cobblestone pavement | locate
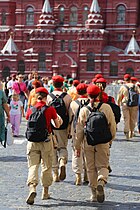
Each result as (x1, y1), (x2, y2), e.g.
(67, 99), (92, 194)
(0, 118), (140, 210)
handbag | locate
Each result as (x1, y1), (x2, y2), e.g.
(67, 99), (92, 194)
(6, 123), (14, 146)
(17, 83), (25, 96)
(1, 123), (14, 148)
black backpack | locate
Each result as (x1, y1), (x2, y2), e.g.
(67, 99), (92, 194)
(73, 99), (90, 132)
(25, 105), (49, 142)
(49, 92), (69, 130)
(107, 96), (121, 124)
(84, 103), (112, 146)
(124, 85), (139, 107)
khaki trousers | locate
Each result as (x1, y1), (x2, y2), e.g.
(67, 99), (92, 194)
(83, 139), (109, 188)
(27, 140), (53, 187)
(122, 104), (138, 133)
(52, 129), (68, 170)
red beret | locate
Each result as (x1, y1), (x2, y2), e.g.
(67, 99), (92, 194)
(76, 83), (88, 93)
(96, 78), (107, 83)
(130, 77), (138, 81)
(95, 74), (103, 79)
(36, 87), (48, 95)
(124, 74), (130, 79)
(92, 78), (97, 83)
(11, 74), (16, 77)
(73, 80), (80, 86)
(52, 75), (64, 83)
(87, 85), (101, 95)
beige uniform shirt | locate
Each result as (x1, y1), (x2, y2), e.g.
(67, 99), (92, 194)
(117, 83), (139, 106)
(75, 102), (116, 150)
(69, 97), (89, 138)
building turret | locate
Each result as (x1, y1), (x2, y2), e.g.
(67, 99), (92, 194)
(37, 0), (55, 29)
(1, 35), (19, 54)
(125, 33), (140, 55)
(85, 0), (104, 29)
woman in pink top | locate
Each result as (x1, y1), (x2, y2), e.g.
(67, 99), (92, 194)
(12, 74), (28, 105)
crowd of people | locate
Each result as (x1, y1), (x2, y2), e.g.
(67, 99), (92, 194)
(0, 71), (140, 205)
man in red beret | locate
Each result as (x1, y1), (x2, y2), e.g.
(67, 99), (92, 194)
(130, 77), (138, 84)
(26, 87), (62, 205)
(69, 83), (89, 186)
(75, 84), (116, 203)
(47, 75), (72, 182)
(117, 74), (139, 139)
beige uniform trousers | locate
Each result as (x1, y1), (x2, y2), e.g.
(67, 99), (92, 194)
(122, 104), (138, 133)
(72, 148), (84, 174)
(83, 139), (109, 189)
(27, 140), (53, 187)
(52, 129), (68, 170)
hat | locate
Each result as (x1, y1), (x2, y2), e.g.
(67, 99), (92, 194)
(36, 87), (48, 95)
(96, 78), (107, 83)
(52, 75), (64, 83)
(87, 85), (101, 95)
(73, 80), (80, 86)
(32, 80), (41, 87)
(124, 74), (130, 79)
(92, 78), (97, 83)
(95, 74), (103, 79)
(130, 77), (138, 81)
(76, 83), (88, 93)
(11, 74), (16, 77)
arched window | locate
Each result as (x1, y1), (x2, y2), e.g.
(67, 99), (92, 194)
(26, 6), (34, 26)
(83, 6), (89, 24)
(2, 10), (6, 25)
(59, 6), (65, 25)
(70, 6), (78, 26)
(38, 52), (46, 71)
(110, 61), (118, 76)
(68, 40), (73, 52)
(126, 68), (134, 76)
(117, 5), (126, 24)
(87, 52), (95, 71)
(18, 60), (25, 74)
(61, 40), (65, 51)
(2, 67), (10, 79)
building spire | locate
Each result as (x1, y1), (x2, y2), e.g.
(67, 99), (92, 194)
(85, 0), (103, 29)
(37, 0), (55, 29)
(42, 0), (52, 14)
(125, 33), (140, 55)
(90, 0), (100, 13)
(1, 35), (19, 54)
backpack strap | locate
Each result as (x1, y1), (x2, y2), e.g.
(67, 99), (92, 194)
(59, 92), (67, 99)
(31, 105), (48, 113)
(97, 102), (103, 110)
(86, 102), (103, 112)
(49, 92), (67, 100)
(124, 85), (129, 91)
(49, 93), (56, 100)
(74, 100), (80, 106)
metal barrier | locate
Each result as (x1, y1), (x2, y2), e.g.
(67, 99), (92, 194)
(105, 84), (121, 102)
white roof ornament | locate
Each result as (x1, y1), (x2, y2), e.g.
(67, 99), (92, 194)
(42, 0), (52, 13)
(90, 0), (100, 13)
(1, 36), (18, 54)
(125, 34), (140, 55)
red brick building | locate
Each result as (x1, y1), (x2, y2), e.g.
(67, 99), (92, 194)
(0, 0), (140, 81)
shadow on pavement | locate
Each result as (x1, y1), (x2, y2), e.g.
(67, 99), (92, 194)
(0, 155), (27, 162)
(34, 199), (140, 209)
(107, 182), (140, 193)
(110, 174), (140, 181)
